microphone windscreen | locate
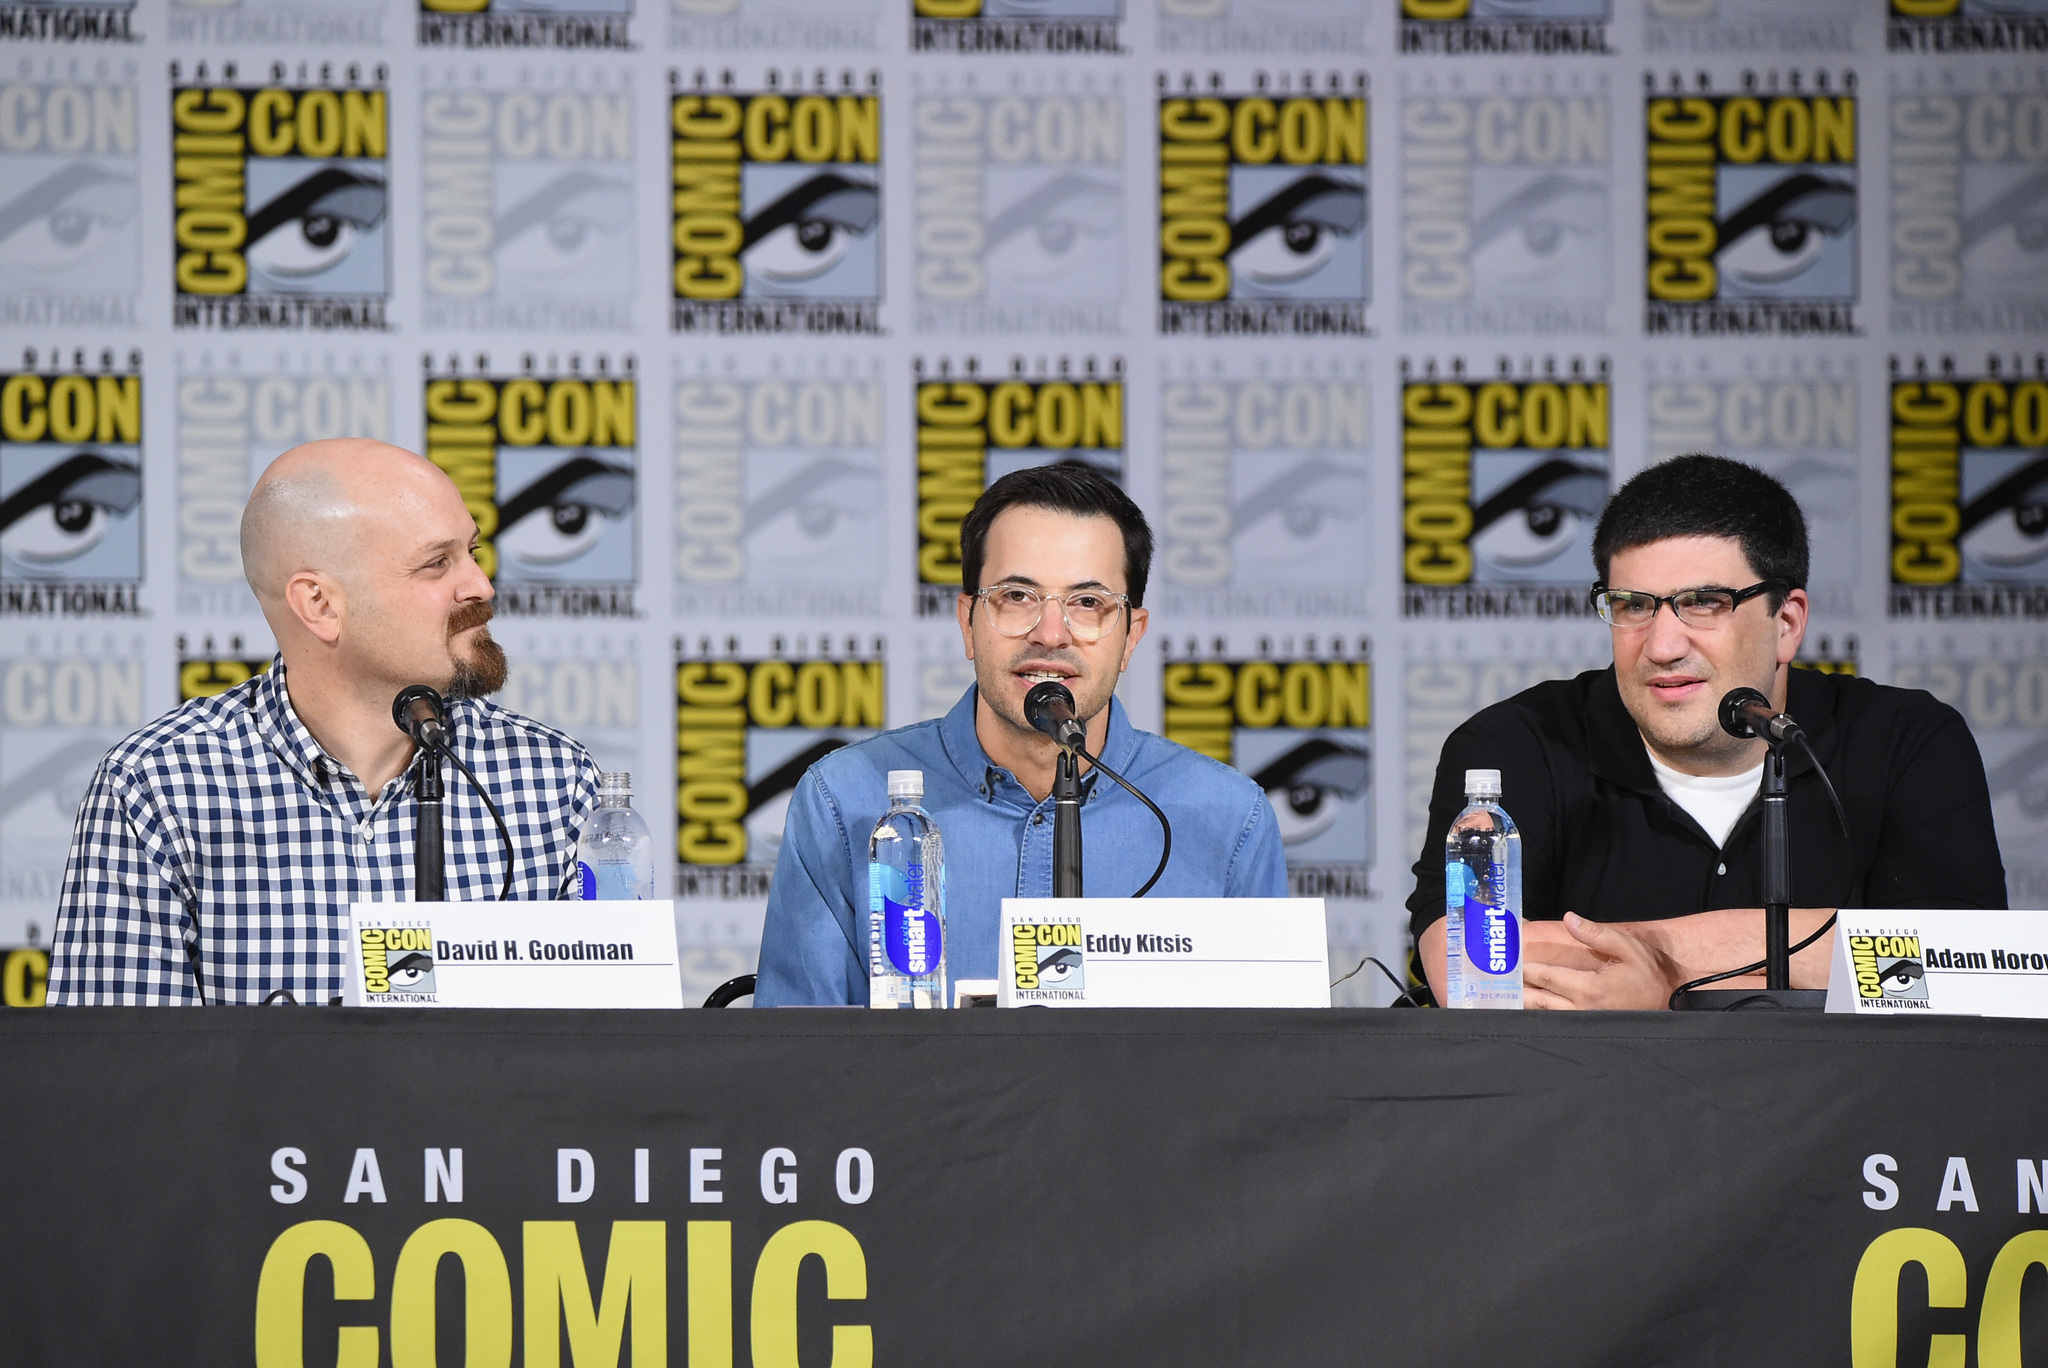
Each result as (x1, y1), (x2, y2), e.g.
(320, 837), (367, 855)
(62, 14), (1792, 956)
(1024, 680), (1076, 738)
(1717, 687), (1771, 740)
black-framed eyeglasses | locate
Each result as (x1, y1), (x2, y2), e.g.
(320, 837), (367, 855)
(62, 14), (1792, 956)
(1589, 579), (1787, 629)
(973, 583), (1132, 642)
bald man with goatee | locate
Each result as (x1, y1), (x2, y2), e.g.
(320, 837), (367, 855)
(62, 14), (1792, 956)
(48, 439), (600, 1005)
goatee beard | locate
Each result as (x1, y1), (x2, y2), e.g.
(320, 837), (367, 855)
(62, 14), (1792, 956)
(447, 619), (508, 700)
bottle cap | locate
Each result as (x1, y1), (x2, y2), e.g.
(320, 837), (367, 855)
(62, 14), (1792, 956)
(600, 772), (633, 797)
(1464, 768), (1501, 798)
(886, 769), (923, 799)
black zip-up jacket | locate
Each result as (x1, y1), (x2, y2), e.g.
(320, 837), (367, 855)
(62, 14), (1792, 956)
(1408, 666), (2008, 938)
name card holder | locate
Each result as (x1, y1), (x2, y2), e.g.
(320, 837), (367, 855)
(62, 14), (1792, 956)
(1825, 909), (2048, 1019)
(997, 897), (1329, 1009)
(344, 901), (684, 1009)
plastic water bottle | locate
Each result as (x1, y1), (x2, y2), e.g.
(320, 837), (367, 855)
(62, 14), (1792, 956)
(577, 773), (655, 900)
(867, 770), (948, 1009)
(1443, 768), (1523, 1009)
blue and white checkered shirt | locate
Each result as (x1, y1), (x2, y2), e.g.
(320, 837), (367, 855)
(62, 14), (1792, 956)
(47, 657), (600, 1005)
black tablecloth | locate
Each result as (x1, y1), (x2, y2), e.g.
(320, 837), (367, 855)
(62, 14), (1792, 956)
(2, 1006), (2041, 1365)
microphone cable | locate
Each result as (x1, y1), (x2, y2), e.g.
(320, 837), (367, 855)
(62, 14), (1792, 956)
(1666, 734), (1851, 1009)
(436, 743), (516, 902)
(1069, 740), (1173, 898)
(399, 690), (517, 901)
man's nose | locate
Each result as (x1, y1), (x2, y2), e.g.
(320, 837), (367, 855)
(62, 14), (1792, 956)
(1643, 600), (1693, 659)
(461, 548), (495, 601)
(1028, 597), (1073, 649)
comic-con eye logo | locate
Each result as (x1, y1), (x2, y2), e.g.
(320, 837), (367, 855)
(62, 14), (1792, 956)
(422, 365), (638, 618)
(1889, 364), (2048, 620)
(0, 80), (140, 311)
(1401, 366), (1610, 619)
(913, 361), (1125, 616)
(675, 655), (884, 892)
(1848, 933), (1928, 1005)
(1401, 0), (1610, 56)
(1157, 376), (1371, 617)
(1400, 92), (1610, 334)
(421, 88), (636, 332)
(0, 369), (142, 617)
(673, 375), (885, 617)
(1888, 0), (2048, 55)
(1158, 81), (1369, 337)
(1646, 371), (1859, 614)
(174, 366), (391, 602)
(912, 0), (1120, 56)
(913, 89), (1123, 332)
(1010, 921), (1084, 994)
(170, 76), (389, 331)
(1891, 87), (2048, 333)
(361, 926), (437, 997)
(1644, 80), (1858, 337)
(418, 0), (630, 50)
(0, 654), (142, 943)
(670, 78), (882, 336)
(1162, 654), (1371, 894)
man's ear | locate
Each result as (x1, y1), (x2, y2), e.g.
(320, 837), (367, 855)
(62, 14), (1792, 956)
(956, 592), (976, 661)
(1119, 606), (1149, 674)
(284, 571), (345, 645)
(1775, 587), (1809, 665)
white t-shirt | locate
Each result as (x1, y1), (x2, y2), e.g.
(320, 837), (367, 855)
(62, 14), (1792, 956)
(1646, 749), (1764, 850)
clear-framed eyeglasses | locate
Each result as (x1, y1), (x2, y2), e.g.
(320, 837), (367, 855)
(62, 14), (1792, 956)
(973, 583), (1132, 642)
(1589, 579), (1787, 629)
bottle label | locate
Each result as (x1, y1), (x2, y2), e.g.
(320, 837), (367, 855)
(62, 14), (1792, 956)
(874, 862), (941, 977)
(579, 861), (595, 900)
(1460, 884), (1519, 976)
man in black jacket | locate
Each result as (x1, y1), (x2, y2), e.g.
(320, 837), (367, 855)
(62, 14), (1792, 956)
(1410, 454), (2006, 1009)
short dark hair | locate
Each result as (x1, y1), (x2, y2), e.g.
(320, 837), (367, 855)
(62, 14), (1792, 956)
(959, 460), (1154, 607)
(1592, 453), (1808, 597)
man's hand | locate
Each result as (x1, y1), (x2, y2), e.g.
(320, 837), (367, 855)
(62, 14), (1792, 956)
(1522, 913), (1683, 1011)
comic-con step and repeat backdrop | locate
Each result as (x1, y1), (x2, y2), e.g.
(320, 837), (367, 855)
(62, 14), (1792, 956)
(2, 0), (2047, 1005)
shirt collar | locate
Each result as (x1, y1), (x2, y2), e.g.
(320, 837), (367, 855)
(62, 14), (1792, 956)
(938, 684), (1141, 804)
(249, 655), (339, 789)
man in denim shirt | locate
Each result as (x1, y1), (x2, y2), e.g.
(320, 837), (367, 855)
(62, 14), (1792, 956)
(756, 462), (1288, 1006)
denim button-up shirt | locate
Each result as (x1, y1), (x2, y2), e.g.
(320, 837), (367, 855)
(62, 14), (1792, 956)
(755, 686), (1289, 1006)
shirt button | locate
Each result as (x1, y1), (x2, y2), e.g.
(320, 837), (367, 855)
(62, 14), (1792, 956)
(1032, 813), (1044, 825)
(359, 824), (375, 844)
(1716, 863), (1726, 876)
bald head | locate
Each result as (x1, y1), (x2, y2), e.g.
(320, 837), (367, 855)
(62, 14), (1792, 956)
(241, 439), (458, 601)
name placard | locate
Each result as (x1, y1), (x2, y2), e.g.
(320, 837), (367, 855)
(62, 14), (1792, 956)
(344, 901), (684, 1009)
(1825, 909), (2048, 1019)
(997, 898), (1330, 1009)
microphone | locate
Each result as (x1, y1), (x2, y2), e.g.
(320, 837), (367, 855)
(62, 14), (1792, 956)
(389, 684), (517, 901)
(1718, 687), (1805, 745)
(1021, 678), (1175, 899)
(393, 685), (448, 750)
(1024, 680), (1087, 751)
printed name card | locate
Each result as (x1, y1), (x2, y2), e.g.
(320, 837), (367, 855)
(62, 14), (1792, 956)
(1826, 909), (2048, 1019)
(997, 898), (1330, 1009)
(344, 901), (684, 1009)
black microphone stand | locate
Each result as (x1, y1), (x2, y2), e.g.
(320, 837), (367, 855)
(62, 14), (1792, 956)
(415, 743), (445, 902)
(1052, 745), (1083, 898)
(1761, 744), (1791, 989)
(1675, 723), (1826, 1011)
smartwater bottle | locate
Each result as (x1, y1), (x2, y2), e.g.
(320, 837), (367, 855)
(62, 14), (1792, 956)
(868, 770), (949, 1009)
(1443, 768), (1524, 1009)
(577, 773), (655, 900)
